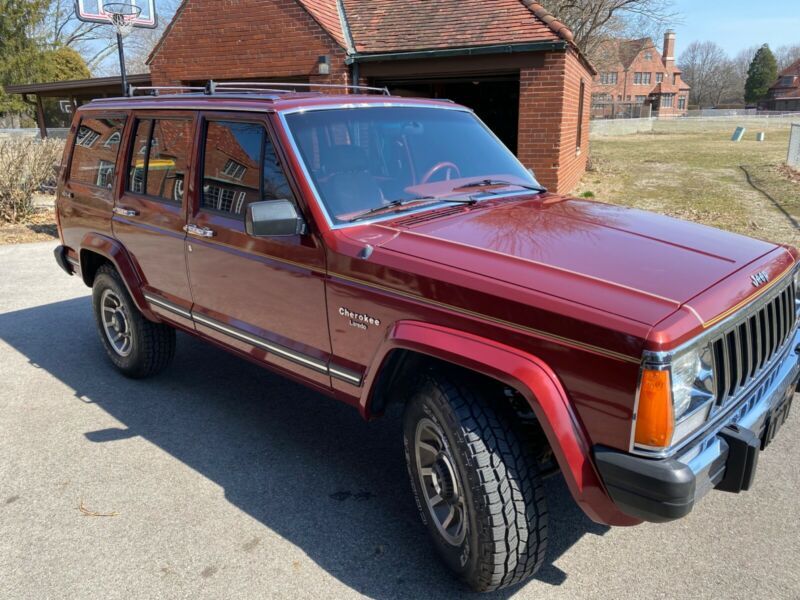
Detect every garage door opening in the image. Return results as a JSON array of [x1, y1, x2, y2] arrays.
[[376, 75, 521, 154]]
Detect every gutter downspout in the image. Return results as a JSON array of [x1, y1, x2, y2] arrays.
[[335, 0, 358, 88]]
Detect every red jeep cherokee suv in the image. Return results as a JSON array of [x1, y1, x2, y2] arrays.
[[54, 83, 799, 591]]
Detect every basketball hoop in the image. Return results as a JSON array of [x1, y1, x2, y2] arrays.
[[103, 2, 142, 38]]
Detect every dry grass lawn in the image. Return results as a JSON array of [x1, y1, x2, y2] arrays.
[[576, 126, 800, 247]]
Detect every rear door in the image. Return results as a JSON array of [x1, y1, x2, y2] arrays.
[[184, 113, 332, 388], [60, 112, 128, 247], [113, 112, 196, 328]]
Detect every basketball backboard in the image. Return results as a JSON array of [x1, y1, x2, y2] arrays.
[[74, 0, 158, 29]]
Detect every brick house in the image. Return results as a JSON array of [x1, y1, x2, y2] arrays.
[[146, 0, 595, 193], [591, 30, 690, 118], [764, 59, 800, 111]]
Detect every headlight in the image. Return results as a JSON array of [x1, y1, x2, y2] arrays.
[[635, 344, 715, 450], [670, 345, 715, 444]]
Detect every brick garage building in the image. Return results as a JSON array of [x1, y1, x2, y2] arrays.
[[147, 0, 594, 193], [591, 30, 690, 118]]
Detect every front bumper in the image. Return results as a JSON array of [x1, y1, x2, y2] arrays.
[[595, 328, 800, 523]]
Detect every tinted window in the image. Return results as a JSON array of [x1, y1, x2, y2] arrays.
[[69, 115, 126, 188], [201, 121, 294, 219], [127, 118, 192, 203]]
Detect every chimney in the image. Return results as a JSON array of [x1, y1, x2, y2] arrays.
[[663, 30, 676, 68]]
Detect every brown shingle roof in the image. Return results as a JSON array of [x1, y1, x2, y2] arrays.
[[297, 0, 572, 54], [150, 0, 577, 65]]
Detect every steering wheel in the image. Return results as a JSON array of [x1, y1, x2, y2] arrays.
[[421, 161, 461, 184]]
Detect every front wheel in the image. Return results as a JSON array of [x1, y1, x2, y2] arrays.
[[91, 264, 175, 378], [403, 370, 548, 592]]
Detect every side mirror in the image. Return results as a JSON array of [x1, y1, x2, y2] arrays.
[[245, 200, 307, 237]]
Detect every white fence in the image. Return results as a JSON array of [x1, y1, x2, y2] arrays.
[[0, 128, 69, 140], [591, 114, 800, 138]]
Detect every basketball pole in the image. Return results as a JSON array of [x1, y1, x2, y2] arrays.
[[116, 31, 128, 96]]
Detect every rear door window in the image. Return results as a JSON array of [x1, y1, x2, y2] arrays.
[[69, 115, 126, 188], [127, 118, 193, 204]]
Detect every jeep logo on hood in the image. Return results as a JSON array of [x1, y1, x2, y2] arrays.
[[751, 271, 769, 287]]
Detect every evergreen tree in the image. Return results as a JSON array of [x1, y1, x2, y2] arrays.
[[744, 44, 779, 104], [0, 1, 89, 118]]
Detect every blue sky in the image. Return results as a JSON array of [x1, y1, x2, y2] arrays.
[[671, 0, 800, 56]]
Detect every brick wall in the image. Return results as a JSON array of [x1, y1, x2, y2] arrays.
[[518, 47, 590, 194], [148, 0, 348, 88]]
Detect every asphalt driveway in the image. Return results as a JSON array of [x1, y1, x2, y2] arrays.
[[1, 241, 799, 599]]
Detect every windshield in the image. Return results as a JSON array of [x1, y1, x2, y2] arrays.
[[284, 106, 541, 225]]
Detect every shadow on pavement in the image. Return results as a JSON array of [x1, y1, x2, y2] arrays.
[[0, 296, 609, 598]]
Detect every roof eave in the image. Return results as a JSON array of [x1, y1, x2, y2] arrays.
[[345, 40, 569, 64]]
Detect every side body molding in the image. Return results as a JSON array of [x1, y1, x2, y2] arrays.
[[362, 321, 640, 526], [79, 232, 157, 320]]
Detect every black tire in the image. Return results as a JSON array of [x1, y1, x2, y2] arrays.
[[91, 264, 175, 378], [403, 369, 548, 592]]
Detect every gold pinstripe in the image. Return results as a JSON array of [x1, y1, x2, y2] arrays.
[[329, 271, 641, 364], [701, 263, 794, 329]]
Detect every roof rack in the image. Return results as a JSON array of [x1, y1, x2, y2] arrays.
[[124, 80, 390, 98]]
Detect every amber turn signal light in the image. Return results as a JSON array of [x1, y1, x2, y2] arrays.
[[634, 369, 674, 448]]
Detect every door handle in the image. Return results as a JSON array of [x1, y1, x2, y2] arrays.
[[113, 206, 139, 217], [184, 224, 216, 238]]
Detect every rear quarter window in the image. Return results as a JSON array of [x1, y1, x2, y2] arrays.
[[69, 115, 127, 188]]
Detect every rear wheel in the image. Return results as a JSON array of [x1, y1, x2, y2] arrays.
[[91, 264, 175, 378], [403, 369, 548, 592]]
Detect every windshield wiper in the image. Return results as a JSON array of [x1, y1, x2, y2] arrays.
[[347, 195, 478, 223], [453, 179, 547, 194]]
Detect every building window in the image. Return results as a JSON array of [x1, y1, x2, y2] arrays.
[[635, 95, 647, 104], [633, 72, 652, 85], [76, 126, 100, 148], [678, 96, 686, 110], [95, 160, 115, 188], [656, 73, 664, 83], [592, 93, 612, 104], [103, 131, 121, 148], [780, 76, 796, 86], [644, 52, 653, 60], [222, 159, 247, 180], [600, 72, 618, 85], [660, 93, 675, 108], [577, 79, 585, 150]]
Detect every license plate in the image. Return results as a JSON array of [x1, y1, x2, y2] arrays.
[[762, 389, 794, 449]]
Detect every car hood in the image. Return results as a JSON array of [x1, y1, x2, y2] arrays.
[[361, 195, 782, 327]]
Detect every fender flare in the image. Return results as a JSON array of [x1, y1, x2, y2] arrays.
[[79, 232, 157, 320], [362, 320, 640, 526]]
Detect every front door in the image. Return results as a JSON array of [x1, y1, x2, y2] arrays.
[[185, 114, 331, 388], [113, 113, 196, 328]]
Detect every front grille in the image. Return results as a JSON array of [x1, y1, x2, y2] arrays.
[[712, 281, 796, 405]]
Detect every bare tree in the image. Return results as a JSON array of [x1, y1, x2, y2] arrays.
[[775, 44, 800, 71], [678, 41, 741, 107], [543, 0, 679, 61], [34, 0, 118, 71]]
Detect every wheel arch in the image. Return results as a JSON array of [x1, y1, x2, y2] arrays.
[[78, 233, 155, 319], [361, 320, 640, 527]]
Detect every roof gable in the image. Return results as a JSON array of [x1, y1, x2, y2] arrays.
[[296, 0, 348, 49]]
